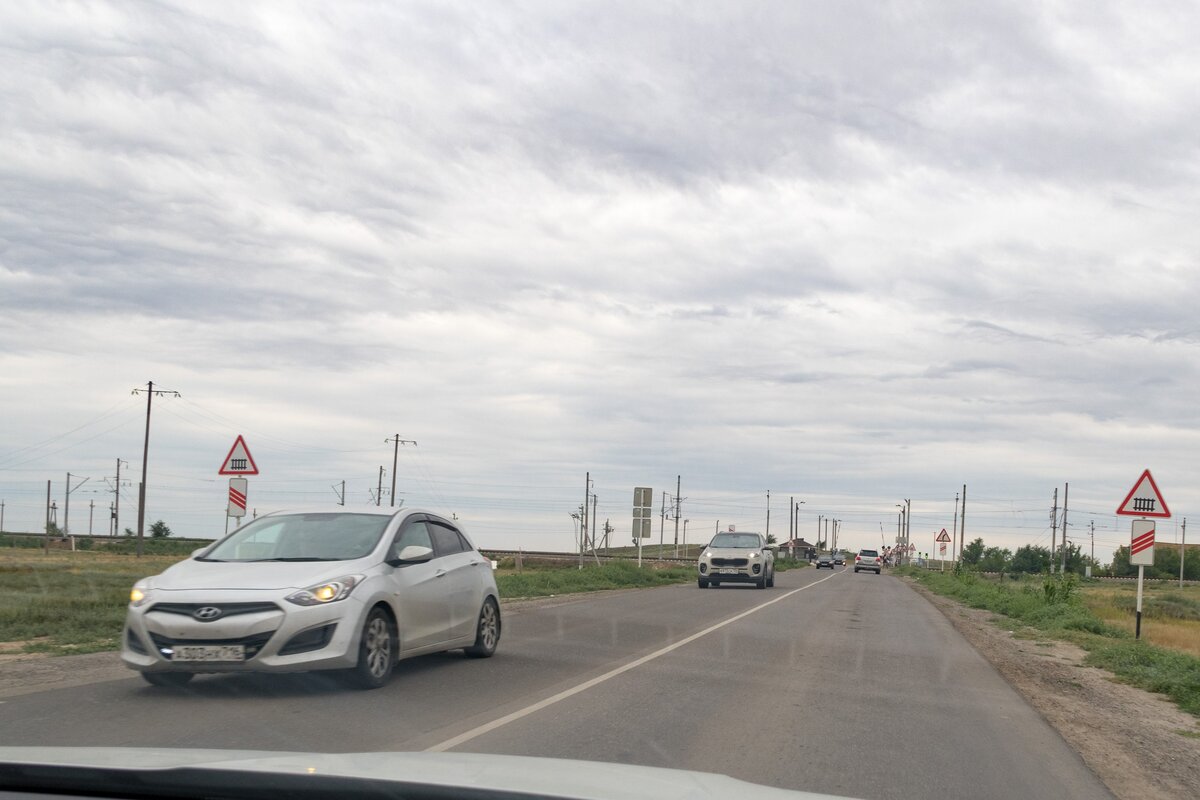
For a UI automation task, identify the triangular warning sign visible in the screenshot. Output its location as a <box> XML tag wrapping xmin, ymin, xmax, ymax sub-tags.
<box><xmin>218</xmin><ymin>435</ymin><xmax>259</xmax><ymax>475</ymax></box>
<box><xmin>1116</xmin><ymin>469</ymin><xmax>1169</xmax><ymax>518</ymax></box>
<box><xmin>935</xmin><ymin>529</ymin><xmax>952</xmax><ymax>542</ymax></box>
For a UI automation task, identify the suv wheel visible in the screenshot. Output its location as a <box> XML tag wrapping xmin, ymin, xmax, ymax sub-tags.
<box><xmin>698</xmin><ymin>577</ymin><xmax>709</xmax><ymax>589</ymax></box>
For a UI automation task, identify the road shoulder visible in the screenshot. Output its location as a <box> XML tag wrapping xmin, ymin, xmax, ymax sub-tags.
<box><xmin>906</xmin><ymin>578</ymin><xmax>1200</xmax><ymax>800</ymax></box>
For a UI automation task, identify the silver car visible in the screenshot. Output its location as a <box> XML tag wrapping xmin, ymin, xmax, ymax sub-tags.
<box><xmin>697</xmin><ymin>531</ymin><xmax>776</xmax><ymax>589</ymax></box>
<box><xmin>121</xmin><ymin>508</ymin><xmax>500</xmax><ymax>689</ymax></box>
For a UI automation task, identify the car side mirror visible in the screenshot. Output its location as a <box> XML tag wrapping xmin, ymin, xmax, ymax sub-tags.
<box><xmin>388</xmin><ymin>544</ymin><xmax>434</xmax><ymax>566</ymax></box>
<box><xmin>764</xmin><ymin>543</ymin><xmax>778</xmax><ymax>551</ymax></box>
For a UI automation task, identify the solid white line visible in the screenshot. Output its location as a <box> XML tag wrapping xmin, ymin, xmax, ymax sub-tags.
<box><xmin>425</xmin><ymin>570</ymin><xmax>840</xmax><ymax>752</ymax></box>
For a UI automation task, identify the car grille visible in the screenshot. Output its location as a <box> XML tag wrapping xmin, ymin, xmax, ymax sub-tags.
<box><xmin>148</xmin><ymin>631</ymin><xmax>275</xmax><ymax>660</ymax></box>
<box><xmin>710</xmin><ymin>557</ymin><xmax>749</xmax><ymax>567</ymax></box>
<box><xmin>148</xmin><ymin>602</ymin><xmax>281</xmax><ymax>620</ymax></box>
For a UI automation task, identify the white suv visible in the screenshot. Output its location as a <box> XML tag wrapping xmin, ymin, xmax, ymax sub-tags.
<box><xmin>697</xmin><ymin>532</ymin><xmax>776</xmax><ymax>589</ymax></box>
<box><xmin>854</xmin><ymin>548</ymin><xmax>883</xmax><ymax>574</ymax></box>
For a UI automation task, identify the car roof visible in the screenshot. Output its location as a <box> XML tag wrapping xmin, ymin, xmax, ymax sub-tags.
<box><xmin>253</xmin><ymin>506</ymin><xmax>440</xmax><ymax>520</ymax></box>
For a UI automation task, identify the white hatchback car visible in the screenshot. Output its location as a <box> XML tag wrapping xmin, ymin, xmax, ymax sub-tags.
<box><xmin>121</xmin><ymin>508</ymin><xmax>500</xmax><ymax>689</ymax></box>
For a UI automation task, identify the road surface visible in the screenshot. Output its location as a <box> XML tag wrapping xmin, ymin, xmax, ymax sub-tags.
<box><xmin>0</xmin><ymin>567</ymin><xmax>1110</xmax><ymax>799</ymax></box>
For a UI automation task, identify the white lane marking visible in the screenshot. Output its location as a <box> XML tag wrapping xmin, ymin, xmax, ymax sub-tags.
<box><xmin>425</xmin><ymin>570</ymin><xmax>840</xmax><ymax>752</ymax></box>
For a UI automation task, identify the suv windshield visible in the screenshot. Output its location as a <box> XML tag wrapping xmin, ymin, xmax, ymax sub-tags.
<box><xmin>709</xmin><ymin>534</ymin><xmax>762</xmax><ymax>549</ymax></box>
<box><xmin>202</xmin><ymin>513</ymin><xmax>390</xmax><ymax>562</ymax></box>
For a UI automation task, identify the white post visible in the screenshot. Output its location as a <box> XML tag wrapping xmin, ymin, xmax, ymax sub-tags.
<box><xmin>1136</xmin><ymin>564</ymin><xmax>1145</xmax><ymax>639</ymax></box>
<box><xmin>637</xmin><ymin>530</ymin><xmax>643</xmax><ymax>568</ymax></box>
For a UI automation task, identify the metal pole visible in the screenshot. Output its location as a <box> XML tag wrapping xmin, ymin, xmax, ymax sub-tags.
<box><xmin>1182</xmin><ymin>518</ymin><xmax>1187</xmax><ymax>589</ymax></box>
<box><xmin>89</xmin><ymin>500</ymin><xmax>94</xmax><ymax>535</ymax></box>
<box><xmin>659</xmin><ymin>491</ymin><xmax>666</xmax><ymax>555</ymax></box>
<box><xmin>789</xmin><ymin>495</ymin><xmax>793</xmax><ymax>543</ymax></box>
<box><xmin>377</xmin><ymin>466</ymin><xmax>384</xmax><ymax>507</ymax></box>
<box><xmin>64</xmin><ymin>472</ymin><xmax>70</xmax><ymax>535</ymax></box>
<box><xmin>391</xmin><ymin>435</ymin><xmax>399</xmax><ymax>506</ymax></box>
<box><xmin>765</xmin><ymin>490</ymin><xmax>770</xmax><ymax>540</ymax></box>
<box><xmin>960</xmin><ymin>484</ymin><xmax>967</xmax><ymax>564</ymax></box>
<box><xmin>45</xmin><ymin>480</ymin><xmax>51</xmax><ymax>554</ymax></box>
<box><xmin>591</xmin><ymin>493</ymin><xmax>601</xmax><ymax>566</ymax></box>
<box><xmin>114</xmin><ymin>458</ymin><xmax>122</xmax><ymax>537</ymax></box>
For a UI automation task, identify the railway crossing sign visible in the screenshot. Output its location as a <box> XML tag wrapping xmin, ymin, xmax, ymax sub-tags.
<box><xmin>1130</xmin><ymin>519</ymin><xmax>1155</xmax><ymax>566</ymax></box>
<box><xmin>228</xmin><ymin>478</ymin><xmax>248</xmax><ymax>518</ymax></box>
<box><xmin>219</xmin><ymin>435</ymin><xmax>259</xmax><ymax>475</ymax></box>
<box><xmin>1116</xmin><ymin>469</ymin><xmax>1170</xmax><ymax>518</ymax></box>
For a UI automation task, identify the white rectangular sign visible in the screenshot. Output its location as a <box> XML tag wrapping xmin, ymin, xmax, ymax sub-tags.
<box><xmin>1130</xmin><ymin>519</ymin><xmax>1155</xmax><ymax>566</ymax></box>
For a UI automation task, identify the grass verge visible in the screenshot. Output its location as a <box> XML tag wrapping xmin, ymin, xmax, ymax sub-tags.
<box><xmin>901</xmin><ymin>568</ymin><xmax>1200</xmax><ymax>718</ymax></box>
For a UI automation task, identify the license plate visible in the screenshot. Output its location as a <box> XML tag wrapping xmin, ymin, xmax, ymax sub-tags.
<box><xmin>719</xmin><ymin>568</ymin><xmax>739</xmax><ymax>575</ymax></box>
<box><xmin>173</xmin><ymin>645</ymin><xmax>245</xmax><ymax>662</ymax></box>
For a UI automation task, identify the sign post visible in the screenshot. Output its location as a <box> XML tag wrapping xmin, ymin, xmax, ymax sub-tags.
<box><xmin>935</xmin><ymin>529</ymin><xmax>951</xmax><ymax>571</ymax></box>
<box><xmin>219</xmin><ymin>437</ymin><xmax>259</xmax><ymax>534</ymax></box>
<box><xmin>1116</xmin><ymin>469</ymin><xmax>1170</xmax><ymax>640</ymax></box>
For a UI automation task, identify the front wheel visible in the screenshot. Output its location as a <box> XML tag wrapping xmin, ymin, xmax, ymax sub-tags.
<box><xmin>142</xmin><ymin>672</ymin><xmax>193</xmax><ymax>688</ymax></box>
<box><xmin>342</xmin><ymin>606</ymin><xmax>395</xmax><ymax>689</ymax></box>
<box><xmin>756</xmin><ymin>573</ymin><xmax>767</xmax><ymax>589</ymax></box>
<box><xmin>698</xmin><ymin>577</ymin><xmax>709</xmax><ymax>589</ymax></box>
<box><xmin>465</xmin><ymin>597</ymin><xmax>501</xmax><ymax>658</ymax></box>
<box><xmin>766</xmin><ymin>570</ymin><xmax>775</xmax><ymax>588</ymax></box>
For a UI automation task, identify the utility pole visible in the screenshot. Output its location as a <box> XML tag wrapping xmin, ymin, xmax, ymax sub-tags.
<box><xmin>1090</xmin><ymin>520</ymin><xmax>1095</xmax><ymax>572</ymax></box>
<box><xmin>1176</xmin><ymin>520</ymin><xmax>1185</xmax><ymax>587</ymax></box>
<box><xmin>581</xmin><ymin>472</ymin><xmax>590</xmax><ymax>569</ymax></box>
<box><xmin>1050</xmin><ymin>487</ymin><xmax>1058</xmax><ymax>574</ymax></box>
<box><xmin>332</xmin><ymin>481</ymin><xmax>346</xmax><ymax>505</ymax></box>
<box><xmin>113</xmin><ymin>458</ymin><xmax>127</xmax><ymax>536</ymax></box>
<box><xmin>817</xmin><ymin>514</ymin><xmax>822</xmax><ymax>548</ymax></box>
<box><xmin>672</xmin><ymin>474</ymin><xmax>681</xmax><ymax>557</ymax></box>
<box><xmin>89</xmin><ymin>500</ymin><xmax>94</xmax><ymax>535</ymax></box>
<box><xmin>960</xmin><ymin>484</ymin><xmax>967</xmax><ymax>564</ymax></box>
<box><xmin>384</xmin><ymin>435</ymin><xmax>417</xmax><ymax>507</ymax></box>
<box><xmin>905</xmin><ymin>498</ymin><xmax>911</xmax><ymax>565</ymax></box>
<box><xmin>788</xmin><ymin>495</ymin><xmax>793</xmax><ymax>543</ymax></box>
<box><xmin>1061</xmin><ymin>483</ymin><xmax>1069</xmax><ymax>575</ymax></box>
<box><xmin>376</xmin><ymin>466</ymin><xmax>386</xmax><ymax>507</ymax></box>
<box><xmin>64</xmin><ymin>473</ymin><xmax>90</xmax><ymax>535</ymax></box>
<box><xmin>44</xmin><ymin>480</ymin><xmax>51</xmax><ymax>554</ymax></box>
<box><xmin>0</xmin><ymin>499</ymin><xmax>4</xmax><ymax>534</ymax></box>
<box><xmin>952</xmin><ymin>492</ymin><xmax>959</xmax><ymax>563</ymax></box>
<box><xmin>131</xmin><ymin>381</ymin><xmax>180</xmax><ymax>558</ymax></box>
<box><xmin>683</xmin><ymin>519</ymin><xmax>689</xmax><ymax>554</ymax></box>
<box><xmin>662</xmin><ymin>491</ymin><xmax>672</xmax><ymax>554</ymax></box>
<box><xmin>765</xmin><ymin>490</ymin><xmax>770</xmax><ymax>540</ymax></box>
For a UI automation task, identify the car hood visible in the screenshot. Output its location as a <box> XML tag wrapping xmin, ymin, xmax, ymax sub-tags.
<box><xmin>150</xmin><ymin>559</ymin><xmax>369</xmax><ymax>592</ymax></box>
<box><xmin>701</xmin><ymin>547</ymin><xmax>761</xmax><ymax>556</ymax></box>
<box><xmin>0</xmin><ymin>748</ymin><xmax>852</xmax><ymax>800</ymax></box>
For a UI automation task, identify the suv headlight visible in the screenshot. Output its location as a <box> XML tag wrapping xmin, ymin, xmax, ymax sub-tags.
<box><xmin>130</xmin><ymin>580</ymin><xmax>152</xmax><ymax>607</ymax></box>
<box><xmin>749</xmin><ymin>552</ymin><xmax>761</xmax><ymax>559</ymax></box>
<box><xmin>285</xmin><ymin>575</ymin><xmax>364</xmax><ymax>606</ymax></box>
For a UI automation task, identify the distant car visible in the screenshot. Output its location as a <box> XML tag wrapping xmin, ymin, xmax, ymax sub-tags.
<box><xmin>815</xmin><ymin>554</ymin><xmax>835</xmax><ymax>569</ymax></box>
<box><xmin>697</xmin><ymin>532</ymin><xmax>776</xmax><ymax>589</ymax></box>
<box><xmin>122</xmin><ymin>508</ymin><xmax>501</xmax><ymax>690</ymax></box>
<box><xmin>833</xmin><ymin>553</ymin><xmax>845</xmax><ymax>565</ymax></box>
<box><xmin>854</xmin><ymin>548</ymin><xmax>883</xmax><ymax>574</ymax></box>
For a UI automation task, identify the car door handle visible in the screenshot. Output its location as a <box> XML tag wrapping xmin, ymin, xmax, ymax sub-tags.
<box><xmin>435</xmin><ymin>569</ymin><xmax>447</xmax><ymax>578</ymax></box>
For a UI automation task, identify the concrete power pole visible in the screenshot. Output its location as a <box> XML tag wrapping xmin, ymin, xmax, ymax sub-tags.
<box><xmin>960</xmin><ymin>484</ymin><xmax>967</xmax><ymax>564</ymax></box>
<box><xmin>1050</xmin><ymin>487</ymin><xmax>1058</xmax><ymax>574</ymax></box>
<box><xmin>131</xmin><ymin>381</ymin><xmax>180</xmax><ymax>558</ymax></box>
<box><xmin>673</xmin><ymin>475</ymin><xmax>681</xmax><ymax>557</ymax></box>
<box><xmin>952</xmin><ymin>492</ymin><xmax>959</xmax><ymax>563</ymax></box>
<box><xmin>1181</xmin><ymin>518</ymin><xmax>1187</xmax><ymax>588</ymax></box>
<box><xmin>1061</xmin><ymin>483</ymin><xmax>1069</xmax><ymax>575</ymax></box>
<box><xmin>384</xmin><ymin>435</ymin><xmax>417</xmax><ymax>507</ymax></box>
<box><xmin>765</xmin><ymin>490</ymin><xmax>770</xmax><ymax>540</ymax></box>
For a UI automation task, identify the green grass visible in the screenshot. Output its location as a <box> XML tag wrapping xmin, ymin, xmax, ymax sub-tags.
<box><xmin>497</xmin><ymin>561</ymin><xmax>696</xmax><ymax>598</ymax></box>
<box><xmin>0</xmin><ymin>553</ymin><xmax>185</xmax><ymax>655</ymax></box>
<box><xmin>902</xmin><ymin>568</ymin><xmax>1200</xmax><ymax>719</ymax></box>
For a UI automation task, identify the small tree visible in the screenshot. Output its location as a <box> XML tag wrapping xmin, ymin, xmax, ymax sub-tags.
<box><xmin>766</xmin><ymin>533</ymin><xmax>777</xmax><ymax>544</ymax></box>
<box><xmin>123</xmin><ymin>527</ymin><xmax>135</xmax><ymax>537</ymax></box>
<box><xmin>979</xmin><ymin>546</ymin><xmax>1011</xmax><ymax>573</ymax></box>
<box><xmin>45</xmin><ymin>521</ymin><xmax>63</xmax><ymax>537</ymax></box>
<box><xmin>149</xmin><ymin>520</ymin><xmax>172</xmax><ymax>539</ymax></box>
<box><xmin>961</xmin><ymin>537</ymin><xmax>985</xmax><ymax>566</ymax></box>
<box><xmin>1010</xmin><ymin>544</ymin><xmax>1051</xmax><ymax>574</ymax></box>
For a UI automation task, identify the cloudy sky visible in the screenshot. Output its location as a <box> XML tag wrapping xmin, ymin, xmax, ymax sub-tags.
<box><xmin>2</xmin><ymin>1</ymin><xmax>1198</xmax><ymax>562</ymax></box>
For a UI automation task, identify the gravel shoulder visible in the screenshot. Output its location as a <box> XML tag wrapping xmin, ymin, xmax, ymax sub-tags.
<box><xmin>906</xmin><ymin>579</ymin><xmax>1200</xmax><ymax>800</ymax></box>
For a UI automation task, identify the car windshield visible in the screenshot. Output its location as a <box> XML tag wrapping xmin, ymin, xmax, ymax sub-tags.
<box><xmin>709</xmin><ymin>534</ymin><xmax>761</xmax><ymax>549</ymax></box>
<box><xmin>201</xmin><ymin>514</ymin><xmax>389</xmax><ymax>562</ymax></box>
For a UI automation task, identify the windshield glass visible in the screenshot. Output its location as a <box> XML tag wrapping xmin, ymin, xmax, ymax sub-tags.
<box><xmin>709</xmin><ymin>534</ymin><xmax>762</xmax><ymax>549</ymax></box>
<box><xmin>860</xmin><ymin>550</ymin><xmax>879</xmax><ymax>557</ymax></box>
<box><xmin>203</xmin><ymin>514</ymin><xmax>389</xmax><ymax>562</ymax></box>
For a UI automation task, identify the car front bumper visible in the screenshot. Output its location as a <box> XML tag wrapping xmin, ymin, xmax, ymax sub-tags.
<box><xmin>121</xmin><ymin>590</ymin><xmax>366</xmax><ymax>674</ymax></box>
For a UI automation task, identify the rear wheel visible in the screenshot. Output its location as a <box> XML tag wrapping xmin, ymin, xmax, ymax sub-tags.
<box><xmin>141</xmin><ymin>672</ymin><xmax>193</xmax><ymax>688</ymax></box>
<box><xmin>342</xmin><ymin>606</ymin><xmax>395</xmax><ymax>689</ymax></box>
<box><xmin>465</xmin><ymin>597</ymin><xmax>501</xmax><ymax>658</ymax></box>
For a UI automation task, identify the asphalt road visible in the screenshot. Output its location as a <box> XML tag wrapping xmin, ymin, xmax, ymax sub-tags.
<box><xmin>0</xmin><ymin>567</ymin><xmax>1111</xmax><ymax>799</ymax></box>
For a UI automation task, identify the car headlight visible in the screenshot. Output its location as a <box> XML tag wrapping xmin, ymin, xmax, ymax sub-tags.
<box><xmin>130</xmin><ymin>581</ymin><xmax>152</xmax><ymax>607</ymax></box>
<box><xmin>285</xmin><ymin>575</ymin><xmax>364</xmax><ymax>606</ymax></box>
<box><xmin>749</xmin><ymin>552</ymin><xmax>761</xmax><ymax>559</ymax></box>
<box><xmin>701</xmin><ymin>551</ymin><xmax>711</xmax><ymax>559</ymax></box>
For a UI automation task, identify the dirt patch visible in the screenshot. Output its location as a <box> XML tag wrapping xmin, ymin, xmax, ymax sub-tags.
<box><xmin>908</xmin><ymin>580</ymin><xmax>1200</xmax><ymax>800</ymax></box>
